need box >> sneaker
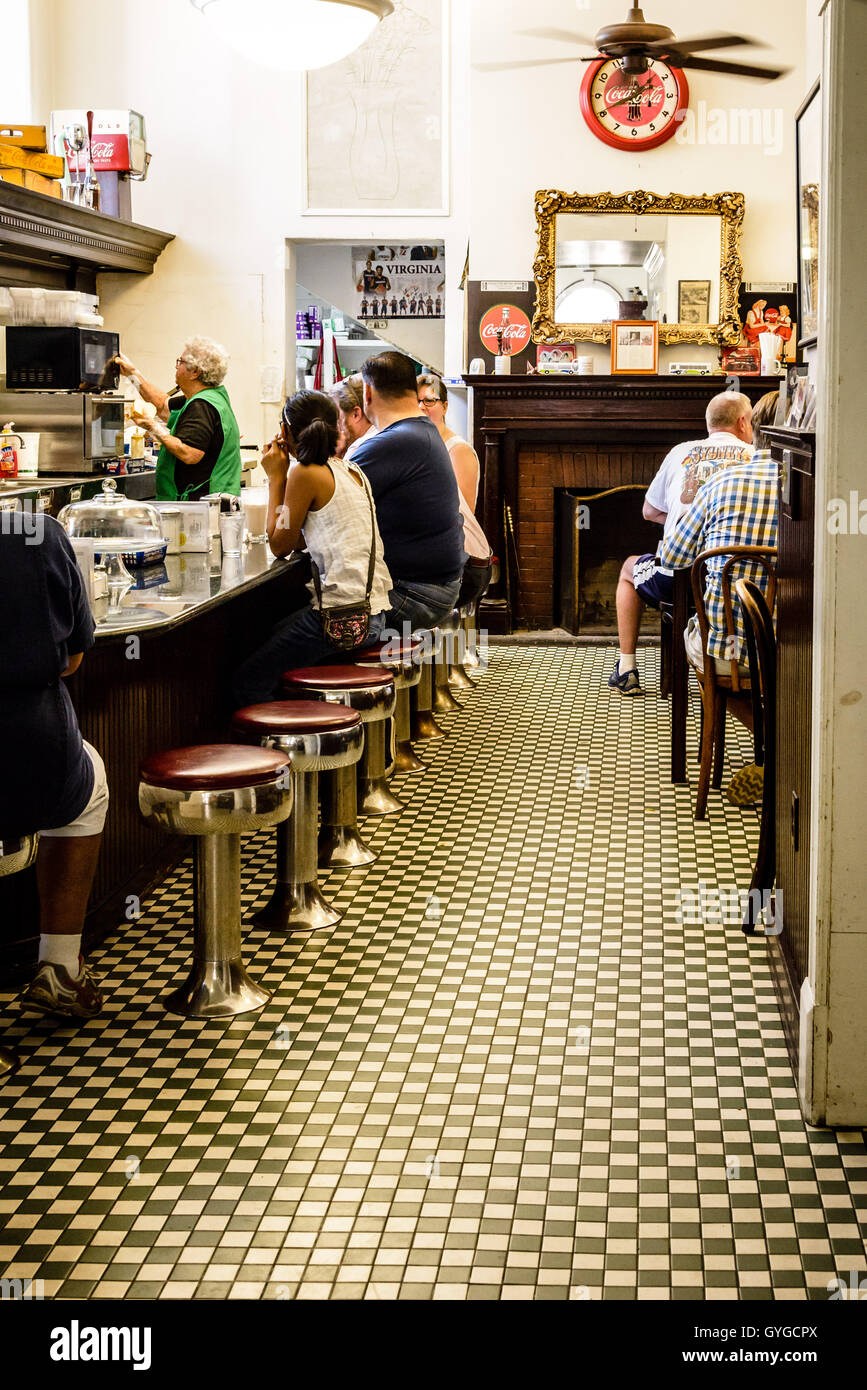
[608,661,643,696]
[726,763,764,807]
[19,960,104,1022]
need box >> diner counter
[0,534,310,978]
[93,542,291,638]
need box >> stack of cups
[577,356,594,376]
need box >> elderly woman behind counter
[115,336,242,502]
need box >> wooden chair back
[690,546,777,695]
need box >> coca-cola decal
[479,304,532,356]
[579,58,689,153]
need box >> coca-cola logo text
[604,85,664,109]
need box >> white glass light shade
[190,0,393,71]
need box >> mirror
[533,190,745,348]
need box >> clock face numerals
[580,58,689,152]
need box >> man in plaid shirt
[658,448,778,673]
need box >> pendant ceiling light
[190,0,394,71]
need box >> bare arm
[115,353,171,421]
[643,501,668,525]
[270,463,323,559]
[136,415,205,468]
[450,442,480,511]
[62,653,84,678]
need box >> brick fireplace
[466,374,779,632]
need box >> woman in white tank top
[233,390,394,707]
[417,373,493,611]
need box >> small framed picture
[611,320,659,376]
[678,279,712,325]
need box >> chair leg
[165,835,271,1019]
[712,702,726,790]
[694,688,717,822]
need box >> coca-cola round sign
[479,304,532,357]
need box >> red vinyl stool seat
[232,702,364,933]
[139,744,293,1020]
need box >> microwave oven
[5,327,120,392]
[0,391,125,474]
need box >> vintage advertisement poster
[354,244,446,320]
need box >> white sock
[39,935,83,978]
[618,652,637,673]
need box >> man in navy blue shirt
[0,511,108,1021]
[352,352,466,632]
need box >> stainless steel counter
[94,542,297,638]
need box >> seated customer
[233,390,393,706]
[609,390,756,695]
[351,352,466,633]
[417,373,493,612]
[330,374,378,461]
[658,437,778,675]
[0,514,108,1021]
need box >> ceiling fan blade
[473,56,583,72]
[674,54,790,80]
[645,33,765,56]
[516,27,593,48]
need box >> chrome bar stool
[432,613,463,715]
[139,745,292,1020]
[232,701,363,933]
[448,607,478,693]
[411,648,448,742]
[356,637,426,775]
[0,834,38,1080]
[283,664,402,829]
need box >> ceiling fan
[476,4,790,80]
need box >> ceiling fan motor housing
[594,7,676,74]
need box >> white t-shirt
[344,424,378,462]
[645,431,750,539]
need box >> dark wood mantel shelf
[0,183,174,287]
[466,373,782,631]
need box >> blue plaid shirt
[658,450,778,661]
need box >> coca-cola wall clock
[579,58,689,151]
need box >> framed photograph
[304,0,450,216]
[611,320,659,376]
[537,344,576,372]
[796,79,820,347]
[678,279,712,326]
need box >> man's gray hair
[706,390,752,434]
[181,336,229,388]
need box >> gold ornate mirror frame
[532,189,745,348]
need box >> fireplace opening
[556,486,664,635]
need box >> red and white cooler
[49,109,148,177]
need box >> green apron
[155,385,242,501]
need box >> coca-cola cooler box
[466,281,538,375]
[49,109,147,175]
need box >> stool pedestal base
[319,765,377,870]
[393,687,426,774]
[412,665,447,741]
[165,835,271,1020]
[358,723,406,817]
[0,1046,19,1080]
[254,772,342,932]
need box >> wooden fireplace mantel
[465,373,781,631]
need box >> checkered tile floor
[1,645,865,1301]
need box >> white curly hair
[180,336,229,387]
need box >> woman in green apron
[115,337,242,501]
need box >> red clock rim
[579,56,690,153]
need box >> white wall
[26,0,470,445]
[471,0,806,367]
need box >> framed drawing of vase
[304,0,450,216]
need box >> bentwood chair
[735,577,778,935]
[689,546,777,821]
